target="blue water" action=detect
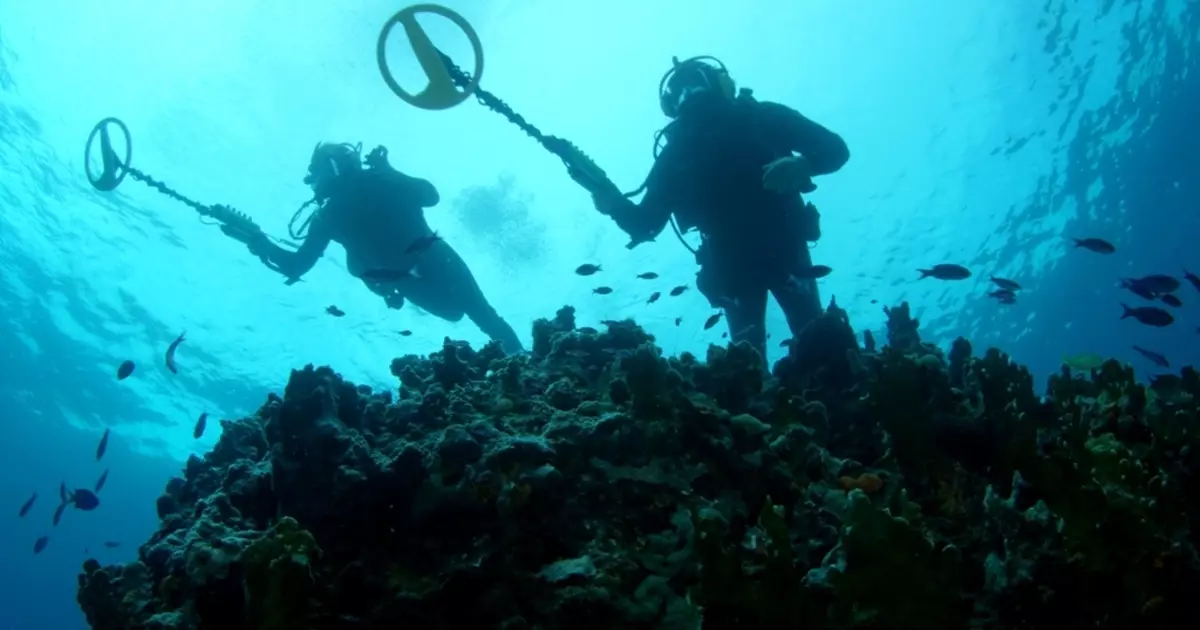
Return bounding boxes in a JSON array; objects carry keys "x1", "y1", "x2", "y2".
[{"x1": 1, "y1": 1, "x2": 1195, "y2": 628}]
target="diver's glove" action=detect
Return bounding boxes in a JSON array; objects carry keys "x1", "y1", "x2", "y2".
[{"x1": 762, "y1": 155, "x2": 817, "y2": 195}]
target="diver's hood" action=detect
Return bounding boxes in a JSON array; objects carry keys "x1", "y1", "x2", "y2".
[
  {"x1": 304, "y1": 141, "x2": 363, "y2": 187},
  {"x1": 658, "y1": 55, "x2": 733, "y2": 118}
]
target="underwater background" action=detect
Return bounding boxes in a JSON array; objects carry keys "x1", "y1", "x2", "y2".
[{"x1": 0, "y1": 0, "x2": 1195, "y2": 628}]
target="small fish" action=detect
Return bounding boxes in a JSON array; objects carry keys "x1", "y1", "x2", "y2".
[
  {"x1": 592, "y1": 286, "x2": 613, "y2": 295},
  {"x1": 1120, "y1": 303, "x2": 1174, "y2": 327},
  {"x1": 283, "y1": 277, "x2": 303, "y2": 286},
  {"x1": 669, "y1": 285, "x2": 689, "y2": 297},
  {"x1": 1063, "y1": 353, "x2": 1105, "y2": 370},
  {"x1": 792, "y1": 264, "x2": 832, "y2": 280},
  {"x1": 1071, "y1": 237, "x2": 1116, "y2": 253},
  {"x1": 1132, "y1": 345, "x2": 1169, "y2": 368},
  {"x1": 33, "y1": 536, "x2": 49, "y2": 555},
  {"x1": 94, "y1": 468, "x2": 109, "y2": 494},
  {"x1": 96, "y1": 428, "x2": 110, "y2": 461},
  {"x1": 636, "y1": 272, "x2": 658, "y2": 279},
  {"x1": 116, "y1": 360, "x2": 135, "y2": 380},
  {"x1": 1161, "y1": 293, "x2": 1183, "y2": 308},
  {"x1": 989, "y1": 276, "x2": 1021, "y2": 291},
  {"x1": 18, "y1": 493, "x2": 36, "y2": 517},
  {"x1": 103, "y1": 541, "x2": 121, "y2": 548},
  {"x1": 646, "y1": 291, "x2": 661, "y2": 304},
  {"x1": 359, "y1": 268, "x2": 414, "y2": 282},
  {"x1": 674, "y1": 317, "x2": 682, "y2": 326},
  {"x1": 600, "y1": 320, "x2": 621, "y2": 327},
  {"x1": 1120, "y1": 278, "x2": 1159, "y2": 301},
  {"x1": 575, "y1": 263, "x2": 602, "y2": 276},
  {"x1": 326, "y1": 305, "x2": 346, "y2": 317},
  {"x1": 398, "y1": 330, "x2": 413, "y2": 336},
  {"x1": 404, "y1": 232, "x2": 441, "y2": 255},
  {"x1": 1124, "y1": 274, "x2": 1180, "y2": 296},
  {"x1": 193, "y1": 412, "x2": 208, "y2": 439},
  {"x1": 721, "y1": 332, "x2": 728, "y2": 339},
  {"x1": 1184, "y1": 269, "x2": 1200, "y2": 293},
  {"x1": 918, "y1": 264, "x2": 971, "y2": 280},
  {"x1": 703, "y1": 312, "x2": 723, "y2": 330},
  {"x1": 779, "y1": 339, "x2": 791, "y2": 347},
  {"x1": 988, "y1": 289, "x2": 1016, "y2": 304},
  {"x1": 53, "y1": 484, "x2": 100, "y2": 526},
  {"x1": 165, "y1": 331, "x2": 186, "y2": 374}
]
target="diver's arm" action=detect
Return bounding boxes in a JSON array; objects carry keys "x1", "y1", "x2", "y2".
[
  {"x1": 762, "y1": 102, "x2": 850, "y2": 175},
  {"x1": 250, "y1": 214, "x2": 331, "y2": 279},
  {"x1": 594, "y1": 188, "x2": 672, "y2": 249}
]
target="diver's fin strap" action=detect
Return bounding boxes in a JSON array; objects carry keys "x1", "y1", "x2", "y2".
[
  {"x1": 122, "y1": 167, "x2": 264, "y2": 241},
  {"x1": 432, "y1": 49, "x2": 616, "y2": 192}
]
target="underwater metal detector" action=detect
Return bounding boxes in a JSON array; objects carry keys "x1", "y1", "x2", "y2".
[
  {"x1": 83, "y1": 117, "x2": 296, "y2": 272},
  {"x1": 375, "y1": 4, "x2": 620, "y2": 199}
]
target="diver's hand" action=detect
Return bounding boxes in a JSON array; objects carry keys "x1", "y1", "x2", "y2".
[{"x1": 762, "y1": 155, "x2": 817, "y2": 195}]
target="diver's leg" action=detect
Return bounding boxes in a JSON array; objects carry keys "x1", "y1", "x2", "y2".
[
  {"x1": 404, "y1": 239, "x2": 524, "y2": 352},
  {"x1": 697, "y1": 261, "x2": 769, "y2": 362},
  {"x1": 771, "y1": 244, "x2": 824, "y2": 338}
]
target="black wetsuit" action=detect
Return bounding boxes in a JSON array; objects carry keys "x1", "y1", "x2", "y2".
[
  {"x1": 601, "y1": 93, "x2": 849, "y2": 361},
  {"x1": 255, "y1": 165, "x2": 525, "y2": 353}
]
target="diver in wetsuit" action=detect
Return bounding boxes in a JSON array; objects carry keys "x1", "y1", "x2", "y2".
[
  {"x1": 245, "y1": 142, "x2": 525, "y2": 353},
  {"x1": 584, "y1": 56, "x2": 849, "y2": 362}
]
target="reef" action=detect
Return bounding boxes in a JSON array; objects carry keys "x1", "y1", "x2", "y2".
[{"x1": 77, "y1": 303, "x2": 1200, "y2": 629}]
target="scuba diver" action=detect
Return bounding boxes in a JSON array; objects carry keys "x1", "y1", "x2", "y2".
[
  {"x1": 581, "y1": 56, "x2": 849, "y2": 362},
  {"x1": 245, "y1": 142, "x2": 525, "y2": 354}
]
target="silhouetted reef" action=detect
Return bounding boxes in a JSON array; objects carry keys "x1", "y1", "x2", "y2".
[{"x1": 77, "y1": 303, "x2": 1200, "y2": 630}]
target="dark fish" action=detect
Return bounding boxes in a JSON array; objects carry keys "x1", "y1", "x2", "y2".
[
  {"x1": 1184, "y1": 269, "x2": 1200, "y2": 293},
  {"x1": 669, "y1": 285, "x2": 688, "y2": 297},
  {"x1": 1132, "y1": 345, "x2": 1169, "y2": 368},
  {"x1": 721, "y1": 332, "x2": 728, "y2": 339},
  {"x1": 1124, "y1": 274, "x2": 1180, "y2": 295},
  {"x1": 193, "y1": 412, "x2": 208, "y2": 439},
  {"x1": 592, "y1": 286, "x2": 613, "y2": 295},
  {"x1": 600, "y1": 320, "x2": 621, "y2": 327},
  {"x1": 164, "y1": 331, "x2": 186, "y2": 374},
  {"x1": 779, "y1": 339, "x2": 791, "y2": 347},
  {"x1": 53, "y1": 503, "x2": 66, "y2": 527},
  {"x1": 674, "y1": 317, "x2": 681, "y2": 326},
  {"x1": 94, "y1": 468, "x2": 110, "y2": 493},
  {"x1": 1120, "y1": 303, "x2": 1174, "y2": 327},
  {"x1": 326, "y1": 305, "x2": 345, "y2": 317},
  {"x1": 793, "y1": 264, "x2": 832, "y2": 280},
  {"x1": 96, "y1": 428, "x2": 110, "y2": 461},
  {"x1": 703, "y1": 312, "x2": 723, "y2": 330},
  {"x1": 18, "y1": 493, "x2": 36, "y2": 517},
  {"x1": 398, "y1": 330, "x2": 412, "y2": 336},
  {"x1": 359, "y1": 268, "x2": 414, "y2": 282},
  {"x1": 990, "y1": 276, "x2": 1021, "y2": 291},
  {"x1": 404, "y1": 232, "x2": 441, "y2": 255},
  {"x1": 71, "y1": 489, "x2": 100, "y2": 511},
  {"x1": 1120, "y1": 278, "x2": 1159, "y2": 301},
  {"x1": 1071, "y1": 237, "x2": 1115, "y2": 254},
  {"x1": 103, "y1": 541, "x2": 121, "y2": 548},
  {"x1": 33, "y1": 536, "x2": 49, "y2": 555},
  {"x1": 1161, "y1": 293, "x2": 1183, "y2": 308},
  {"x1": 918, "y1": 264, "x2": 971, "y2": 280},
  {"x1": 646, "y1": 291, "x2": 661, "y2": 304},
  {"x1": 575, "y1": 264, "x2": 602, "y2": 276},
  {"x1": 116, "y1": 360, "x2": 135, "y2": 380},
  {"x1": 988, "y1": 289, "x2": 1016, "y2": 304},
  {"x1": 636, "y1": 272, "x2": 658, "y2": 279},
  {"x1": 283, "y1": 277, "x2": 303, "y2": 286}
]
